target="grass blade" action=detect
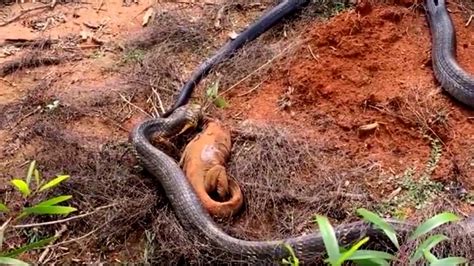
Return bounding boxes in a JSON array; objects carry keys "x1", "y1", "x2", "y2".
[
  {"x1": 423, "y1": 250, "x2": 439, "y2": 263},
  {"x1": 430, "y1": 257, "x2": 468, "y2": 266},
  {"x1": 34, "y1": 169, "x2": 41, "y2": 187},
  {"x1": 349, "y1": 250, "x2": 395, "y2": 261},
  {"x1": 356, "y1": 208, "x2": 399, "y2": 248},
  {"x1": 354, "y1": 258, "x2": 390, "y2": 266},
  {"x1": 315, "y1": 215, "x2": 340, "y2": 264},
  {"x1": 0, "y1": 203, "x2": 9, "y2": 213},
  {"x1": 0, "y1": 219, "x2": 11, "y2": 252},
  {"x1": 39, "y1": 175, "x2": 69, "y2": 192},
  {"x1": 0, "y1": 257, "x2": 29, "y2": 266},
  {"x1": 34, "y1": 195, "x2": 72, "y2": 207},
  {"x1": 0, "y1": 231, "x2": 4, "y2": 252},
  {"x1": 410, "y1": 212, "x2": 460, "y2": 240},
  {"x1": 25, "y1": 160, "x2": 36, "y2": 186},
  {"x1": 282, "y1": 244, "x2": 299, "y2": 266},
  {"x1": 0, "y1": 236, "x2": 56, "y2": 258},
  {"x1": 206, "y1": 80, "x2": 219, "y2": 98},
  {"x1": 213, "y1": 96, "x2": 229, "y2": 108},
  {"x1": 10, "y1": 179, "x2": 30, "y2": 198},
  {"x1": 337, "y1": 237, "x2": 369, "y2": 264},
  {"x1": 410, "y1": 234, "x2": 449, "y2": 265},
  {"x1": 22, "y1": 206, "x2": 77, "y2": 215}
]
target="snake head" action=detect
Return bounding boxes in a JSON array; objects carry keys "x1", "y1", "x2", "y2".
[
  {"x1": 425, "y1": 0, "x2": 444, "y2": 15},
  {"x1": 168, "y1": 103, "x2": 203, "y2": 136}
]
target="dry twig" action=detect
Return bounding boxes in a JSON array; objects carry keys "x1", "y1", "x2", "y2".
[
  {"x1": 466, "y1": 14, "x2": 473, "y2": 26},
  {"x1": 11, "y1": 204, "x2": 117, "y2": 229},
  {"x1": 119, "y1": 93, "x2": 152, "y2": 118},
  {"x1": 219, "y1": 41, "x2": 301, "y2": 96},
  {"x1": 0, "y1": 4, "x2": 52, "y2": 27},
  {"x1": 38, "y1": 225, "x2": 67, "y2": 264}
]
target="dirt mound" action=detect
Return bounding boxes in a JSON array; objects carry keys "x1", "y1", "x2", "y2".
[{"x1": 223, "y1": 2, "x2": 474, "y2": 200}]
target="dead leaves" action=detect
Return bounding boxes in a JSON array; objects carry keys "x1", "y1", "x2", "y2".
[{"x1": 142, "y1": 7, "x2": 155, "y2": 27}]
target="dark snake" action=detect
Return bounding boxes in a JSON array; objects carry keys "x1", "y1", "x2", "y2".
[
  {"x1": 426, "y1": 0, "x2": 474, "y2": 106},
  {"x1": 130, "y1": 0, "x2": 474, "y2": 263}
]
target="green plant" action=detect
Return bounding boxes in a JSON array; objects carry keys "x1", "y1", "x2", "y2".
[
  {"x1": 205, "y1": 80, "x2": 228, "y2": 109},
  {"x1": 314, "y1": 215, "x2": 394, "y2": 266},
  {"x1": 89, "y1": 50, "x2": 105, "y2": 59},
  {"x1": 332, "y1": 1, "x2": 347, "y2": 14},
  {"x1": 375, "y1": 138, "x2": 444, "y2": 217},
  {"x1": 281, "y1": 210, "x2": 467, "y2": 266},
  {"x1": 281, "y1": 243, "x2": 300, "y2": 266},
  {"x1": 424, "y1": 138, "x2": 442, "y2": 176},
  {"x1": 359, "y1": 209, "x2": 467, "y2": 266},
  {"x1": 121, "y1": 48, "x2": 145, "y2": 64},
  {"x1": 0, "y1": 160, "x2": 77, "y2": 264}
]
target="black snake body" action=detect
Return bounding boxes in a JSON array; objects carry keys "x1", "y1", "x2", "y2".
[
  {"x1": 425, "y1": 0, "x2": 474, "y2": 106},
  {"x1": 130, "y1": 0, "x2": 474, "y2": 263}
]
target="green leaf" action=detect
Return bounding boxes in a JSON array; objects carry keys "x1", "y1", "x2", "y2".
[
  {"x1": 349, "y1": 249, "x2": 394, "y2": 266},
  {"x1": 337, "y1": 237, "x2": 369, "y2": 264},
  {"x1": 0, "y1": 203, "x2": 9, "y2": 213},
  {"x1": 430, "y1": 257, "x2": 468, "y2": 266},
  {"x1": 10, "y1": 179, "x2": 30, "y2": 198},
  {"x1": 39, "y1": 175, "x2": 69, "y2": 192},
  {"x1": 0, "y1": 236, "x2": 56, "y2": 258},
  {"x1": 206, "y1": 81, "x2": 219, "y2": 98},
  {"x1": 34, "y1": 169, "x2": 41, "y2": 187},
  {"x1": 423, "y1": 250, "x2": 439, "y2": 264},
  {"x1": 354, "y1": 258, "x2": 390, "y2": 266},
  {"x1": 34, "y1": 195, "x2": 73, "y2": 207},
  {"x1": 282, "y1": 243, "x2": 299, "y2": 266},
  {"x1": 315, "y1": 215, "x2": 340, "y2": 264},
  {"x1": 349, "y1": 250, "x2": 395, "y2": 261},
  {"x1": 410, "y1": 234, "x2": 449, "y2": 265},
  {"x1": 213, "y1": 96, "x2": 228, "y2": 108},
  {"x1": 22, "y1": 205, "x2": 77, "y2": 216},
  {"x1": 0, "y1": 222, "x2": 7, "y2": 251},
  {"x1": 25, "y1": 160, "x2": 36, "y2": 186},
  {"x1": 356, "y1": 208, "x2": 399, "y2": 248},
  {"x1": 14, "y1": 212, "x2": 29, "y2": 221},
  {"x1": 0, "y1": 257, "x2": 29, "y2": 266},
  {"x1": 410, "y1": 212, "x2": 460, "y2": 240}
]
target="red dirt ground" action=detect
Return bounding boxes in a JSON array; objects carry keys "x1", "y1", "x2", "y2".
[{"x1": 221, "y1": 2, "x2": 474, "y2": 206}]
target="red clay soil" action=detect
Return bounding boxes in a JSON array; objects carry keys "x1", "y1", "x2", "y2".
[{"x1": 222, "y1": 2, "x2": 474, "y2": 202}]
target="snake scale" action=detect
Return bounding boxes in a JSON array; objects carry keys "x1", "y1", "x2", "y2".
[{"x1": 130, "y1": 0, "x2": 474, "y2": 263}]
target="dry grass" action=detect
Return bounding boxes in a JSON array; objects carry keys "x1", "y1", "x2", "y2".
[
  {"x1": 0, "y1": 52, "x2": 74, "y2": 77},
  {"x1": 369, "y1": 85, "x2": 451, "y2": 142},
  {"x1": 225, "y1": 120, "x2": 374, "y2": 234},
  {"x1": 0, "y1": 37, "x2": 81, "y2": 77}
]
